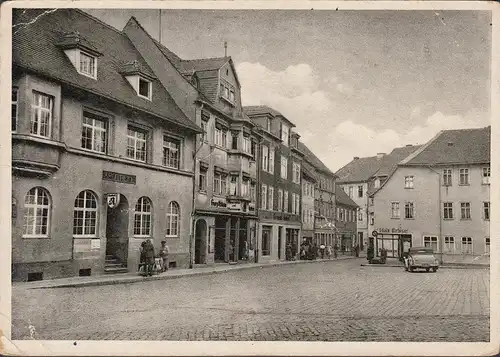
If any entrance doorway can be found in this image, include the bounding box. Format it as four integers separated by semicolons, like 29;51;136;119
238;219;248;261
195;219;207;264
358;232;364;250
105;194;129;265
214;216;227;262
278;226;283;260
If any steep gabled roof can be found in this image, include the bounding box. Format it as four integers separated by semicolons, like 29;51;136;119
298;142;336;177
335;184;358;208
400;126;491;166
12;9;200;133
374;145;422;177
243;105;296;127
335;155;384;183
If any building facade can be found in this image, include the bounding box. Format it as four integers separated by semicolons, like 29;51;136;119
244;106;303;262
11;9;201;281
334;184;359;253
370;127;491;263
298;143;337;248
301;161;317;244
123;17;260;266
336;145;421;251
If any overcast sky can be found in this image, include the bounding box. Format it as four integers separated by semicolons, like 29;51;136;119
86;9;491;172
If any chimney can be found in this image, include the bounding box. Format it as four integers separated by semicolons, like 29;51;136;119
353;156;359;160
376;153;385;160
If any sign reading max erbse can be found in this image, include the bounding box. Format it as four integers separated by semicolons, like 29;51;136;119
102;170;137;185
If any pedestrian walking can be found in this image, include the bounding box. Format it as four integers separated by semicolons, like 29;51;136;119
143;239;155;276
159;240;170;272
138;240;147;274
319;244;326;259
286;243;292;261
333;243;338;258
326;245;332;259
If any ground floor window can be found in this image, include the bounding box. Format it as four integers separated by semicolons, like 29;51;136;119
461;237;473;254
485;237;490;255
262;225;272;256
444;236;455;253
423;236;438;252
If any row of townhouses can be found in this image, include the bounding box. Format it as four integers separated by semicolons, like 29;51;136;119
336;127;491;264
11;9;358;282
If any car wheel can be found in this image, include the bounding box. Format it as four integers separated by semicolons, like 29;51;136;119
426;268;430;272
409;266;414;272
432;267;438;272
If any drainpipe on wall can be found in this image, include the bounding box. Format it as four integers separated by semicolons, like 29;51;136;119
427;165;443;264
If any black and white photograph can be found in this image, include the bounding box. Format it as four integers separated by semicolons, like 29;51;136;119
1;1;498;355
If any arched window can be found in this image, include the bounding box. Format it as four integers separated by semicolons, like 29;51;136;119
23;187;51;237
73;190;98;236
134;196;152;236
166;201;180;237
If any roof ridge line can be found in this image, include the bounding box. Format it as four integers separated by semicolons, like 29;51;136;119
76;9;125;35
399;130;444;166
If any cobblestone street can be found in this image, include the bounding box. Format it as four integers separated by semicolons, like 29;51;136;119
12;259;490;341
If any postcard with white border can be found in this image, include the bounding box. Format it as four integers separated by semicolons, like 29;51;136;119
1;1;499;356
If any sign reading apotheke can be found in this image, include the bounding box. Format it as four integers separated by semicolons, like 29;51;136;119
375;227;409;234
102;170;136;185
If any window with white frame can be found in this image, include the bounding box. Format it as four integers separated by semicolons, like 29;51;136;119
459;168;469;185
79;51;97;78
165;201;180;237
349;186;354;198
443;202;453;220
163;136;180;169
262;145;269;172
485;237;490;254
339;208;344;222
222;175;228;196
229;176;238;196
423;236;438;252
404;176;414;189
134;197;152;237
31;91;53;138
126;126;147;162
461;237;473;254
268;186;274;210
138;77;152;100
261;184;267;209
243;135;251;154
283;190;289;212
213;171;222;195
391;202;400;219
293;162;301;184
269;148;275;174
444;236;455;253
220;80;235;104
266;118;271;132
201;115;209;142
278;189;283;211
374;179;380;189
358;185;363;198
198;166;207;192
460;202;471;220
241;178;250;198
24;187;51;237
214;127;228;148
73;190;98;237
12;87;18;132
358;209;363;221
482;167;490;185
81;112;107;153
404;202;414;219
281;156;288;179
443;169;452;186
295;194;300;215
483;202;490;220
281;123;290;146
291;193;296;214
250;181;256;200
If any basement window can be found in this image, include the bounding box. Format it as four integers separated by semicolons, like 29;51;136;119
27;272;43;282
79;268;92;277
138;78;152;100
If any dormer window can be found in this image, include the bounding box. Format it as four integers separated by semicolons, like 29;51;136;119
138;78;152;100
119;60;156;101
56;32;102;80
79;51;97;78
220;80;235;105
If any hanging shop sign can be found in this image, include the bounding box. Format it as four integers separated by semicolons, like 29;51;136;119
211;197;227;208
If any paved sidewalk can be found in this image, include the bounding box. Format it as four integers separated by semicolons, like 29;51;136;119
14;255;358;290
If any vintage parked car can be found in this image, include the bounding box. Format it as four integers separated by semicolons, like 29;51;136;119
404;247;439;272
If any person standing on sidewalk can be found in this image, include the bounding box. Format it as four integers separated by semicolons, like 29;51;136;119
160;240;170;272
144;239;155;276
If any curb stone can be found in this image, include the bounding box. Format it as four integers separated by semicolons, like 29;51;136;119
22;256;359;290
